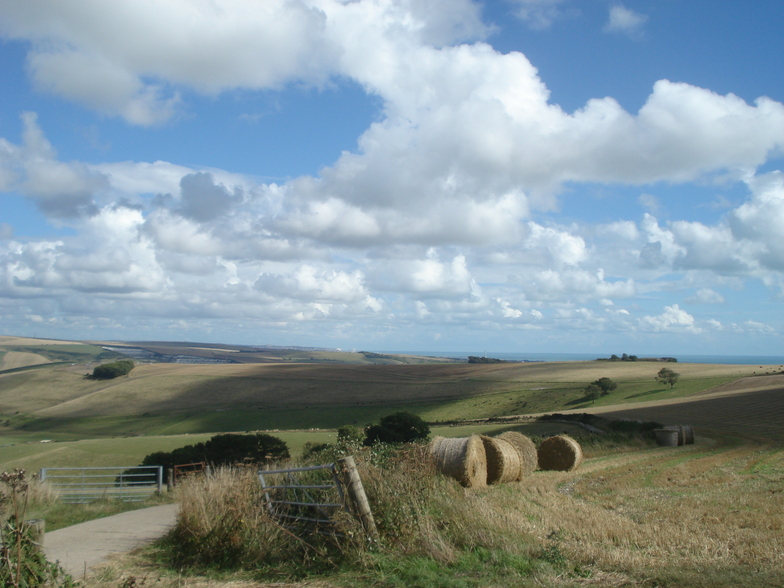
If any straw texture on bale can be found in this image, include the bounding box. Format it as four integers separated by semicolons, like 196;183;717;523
480;435;522;484
654;429;680;447
496;431;538;476
537;435;583;472
428;435;487;488
664;425;685;446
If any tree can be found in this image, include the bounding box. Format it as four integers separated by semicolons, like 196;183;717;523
137;433;290;482
584;384;602;403
364;412;430;446
656;367;680;388
92;359;135;379
591;377;617;396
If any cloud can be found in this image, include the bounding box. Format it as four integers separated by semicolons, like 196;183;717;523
685;288;725;305
0;112;106;218
507;0;571;30
370;251;477;299
604;5;647;38
255;265;378;306
1;0;489;125
639;304;701;333
728;171;784;270
176;173;243;223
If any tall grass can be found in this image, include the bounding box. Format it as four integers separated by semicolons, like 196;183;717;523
161;446;545;584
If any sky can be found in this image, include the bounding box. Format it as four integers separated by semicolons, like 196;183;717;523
1;0;783;357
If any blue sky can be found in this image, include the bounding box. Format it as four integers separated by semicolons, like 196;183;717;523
1;0;783;357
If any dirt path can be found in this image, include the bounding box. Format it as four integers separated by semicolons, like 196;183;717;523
43;503;178;580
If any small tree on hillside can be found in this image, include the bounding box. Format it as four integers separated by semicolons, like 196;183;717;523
584;384;602;403
656;367;680;388
591;377;618;396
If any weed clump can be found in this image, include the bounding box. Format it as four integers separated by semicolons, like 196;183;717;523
0;470;74;588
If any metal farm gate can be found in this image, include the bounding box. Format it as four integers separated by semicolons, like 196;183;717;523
258;456;378;541
39;466;163;503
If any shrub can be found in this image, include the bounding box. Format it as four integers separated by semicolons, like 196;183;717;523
364;412;431;446
138;433;290;482
92;359;135;379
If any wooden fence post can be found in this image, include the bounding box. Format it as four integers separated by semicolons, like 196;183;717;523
337;456;379;542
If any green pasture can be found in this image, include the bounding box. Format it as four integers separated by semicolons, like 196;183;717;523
0;430;340;472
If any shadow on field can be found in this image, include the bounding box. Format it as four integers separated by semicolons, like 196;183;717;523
623;387;668;400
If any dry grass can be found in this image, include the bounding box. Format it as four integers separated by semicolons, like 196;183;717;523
485;439;784;586
0;351;52;371
78;434;784;588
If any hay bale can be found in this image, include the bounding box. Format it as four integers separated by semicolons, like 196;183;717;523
682;425;695;445
537;435;583;471
496;431;538;476
654;429;680;447
480;435;522;484
428;435;487;488
664;425;685;446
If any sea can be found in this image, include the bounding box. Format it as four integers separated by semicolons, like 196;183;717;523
383;351;784;366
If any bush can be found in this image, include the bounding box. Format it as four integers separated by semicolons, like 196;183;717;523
363;412;431;446
139;433;290;482
92;359;135;379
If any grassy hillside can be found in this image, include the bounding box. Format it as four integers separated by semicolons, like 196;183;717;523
0;358;775;439
0;337;121;373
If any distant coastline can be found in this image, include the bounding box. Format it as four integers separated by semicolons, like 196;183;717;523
381;351;784;366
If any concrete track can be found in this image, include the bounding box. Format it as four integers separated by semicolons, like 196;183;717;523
43;503;178;579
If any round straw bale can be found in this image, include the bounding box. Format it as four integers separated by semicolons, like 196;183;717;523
681;425;695;445
480;435;522;484
496;431;538;476
428;435;487;488
663;425;685;446
537;435;583;472
654;429;680;447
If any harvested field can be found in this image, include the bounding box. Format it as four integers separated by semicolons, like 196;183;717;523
576;376;784;442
